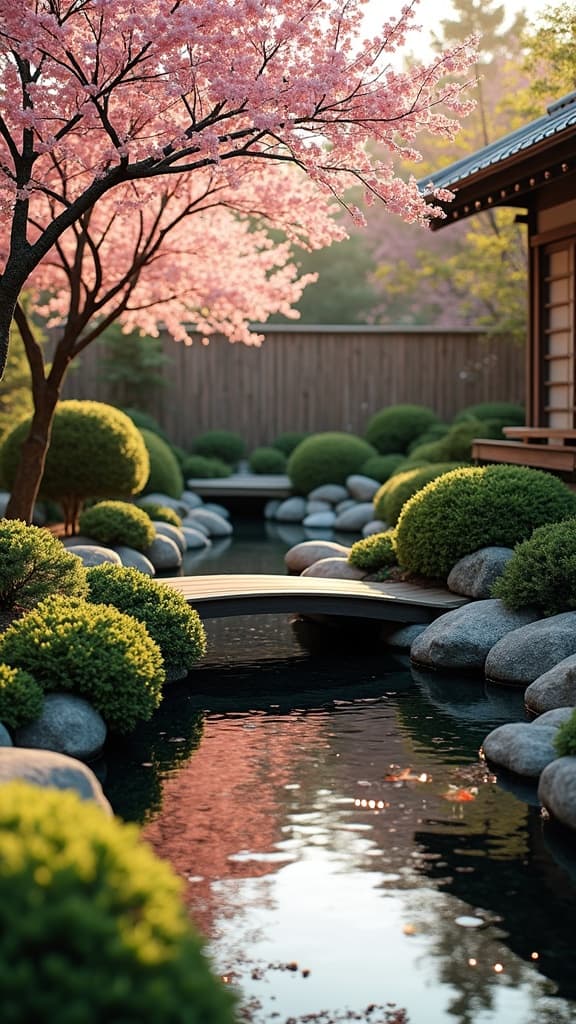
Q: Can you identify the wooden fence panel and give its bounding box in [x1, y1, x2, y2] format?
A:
[61, 326, 525, 450]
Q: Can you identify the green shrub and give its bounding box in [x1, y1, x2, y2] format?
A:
[121, 408, 169, 440]
[409, 419, 505, 464]
[287, 432, 377, 494]
[365, 404, 440, 454]
[0, 519, 87, 613]
[0, 664, 44, 729]
[554, 710, 576, 757]
[407, 423, 450, 452]
[453, 401, 524, 425]
[348, 531, 397, 573]
[0, 596, 165, 733]
[493, 519, 576, 616]
[271, 431, 310, 456]
[79, 500, 155, 553]
[395, 464, 576, 579]
[0, 401, 150, 533]
[138, 502, 183, 528]
[182, 454, 232, 479]
[86, 565, 207, 676]
[192, 430, 245, 464]
[374, 463, 465, 527]
[406, 440, 446, 463]
[248, 446, 287, 474]
[140, 428, 184, 499]
[0, 782, 235, 1024]
[360, 453, 405, 483]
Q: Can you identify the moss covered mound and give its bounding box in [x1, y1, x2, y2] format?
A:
[140, 429, 184, 499]
[248, 447, 287, 474]
[365, 404, 440, 455]
[79, 500, 155, 553]
[493, 518, 576, 617]
[287, 432, 377, 494]
[374, 463, 464, 527]
[0, 518, 87, 612]
[348, 531, 397, 573]
[191, 430, 245, 464]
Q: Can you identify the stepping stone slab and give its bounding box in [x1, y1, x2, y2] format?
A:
[482, 720, 561, 778]
[346, 474, 380, 502]
[525, 654, 576, 714]
[485, 611, 576, 685]
[0, 748, 111, 812]
[301, 557, 366, 580]
[308, 484, 349, 504]
[14, 693, 107, 763]
[538, 756, 576, 831]
[285, 540, 351, 573]
[411, 599, 539, 671]
[447, 546, 514, 599]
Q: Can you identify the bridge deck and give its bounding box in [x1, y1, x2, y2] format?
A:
[160, 573, 467, 623]
[186, 474, 292, 498]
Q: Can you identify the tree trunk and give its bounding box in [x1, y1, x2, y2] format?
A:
[5, 381, 60, 524]
[0, 282, 19, 382]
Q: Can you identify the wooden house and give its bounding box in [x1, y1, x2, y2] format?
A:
[424, 90, 576, 476]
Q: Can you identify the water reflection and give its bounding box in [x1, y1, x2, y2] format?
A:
[102, 520, 576, 1023]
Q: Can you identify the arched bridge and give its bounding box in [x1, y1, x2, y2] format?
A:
[161, 574, 467, 623]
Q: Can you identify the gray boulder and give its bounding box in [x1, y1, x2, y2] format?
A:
[136, 493, 188, 516]
[183, 508, 233, 537]
[264, 499, 281, 519]
[180, 490, 204, 510]
[0, 723, 12, 746]
[181, 526, 212, 550]
[362, 519, 388, 537]
[152, 521, 186, 553]
[144, 535, 183, 571]
[525, 654, 576, 715]
[203, 502, 230, 519]
[346, 474, 380, 502]
[301, 557, 366, 580]
[386, 624, 428, 649]
[335, 498, 357, 514]
[0, 747, 112, 812]
[285, 540, 351, 573]
[62, 534, 102, 548]
[65, 544, 122, 568]
[308, 484, 349, 504]
[334, 502, 376, 532]
[447, 546, 515, 599]
[303, 511, 337, 529]
[275, 496, 307, 523]
[411, 599, 539, 671]
[485, 611, 576, 685]
[539, 757, 576, 830]
[482, 720, 560, 778]
[14, 693, 107, 762]
[111, 545, 156, 576]
[306, 499, 333, 515]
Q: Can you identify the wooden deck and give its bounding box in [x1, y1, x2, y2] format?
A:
[472, 428, 576, 475]
[185, 474, 292, 499]
[160, 573, 467, 623]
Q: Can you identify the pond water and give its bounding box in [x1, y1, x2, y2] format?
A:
[102, 520, 576, 1024]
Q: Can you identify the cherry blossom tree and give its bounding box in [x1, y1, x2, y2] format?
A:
[0, 0, 476, 521]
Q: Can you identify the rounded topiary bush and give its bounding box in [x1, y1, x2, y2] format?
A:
[453, 401, 524, 425]
[0, 595, 165, 733]
[248, 446, 287, 474]
[374, 463, 464, 527]
[407, 423, 450, 452]
[0, 664, 44, 729]
[0, 781, 235, 1024]
[138, 502, 183, 528]
[140, 428, 184, 500]
[360, 453, 405, 483]
[182, 454, 232, 479]
[272, 431, 310, 456]
[348, 531, 397, 573]
[0, 401, 150, 533]
[192, 430, 245, 464]
[493, 518, 576, 616]
[78, 500, 155, 553]
[0, 519, 87, 614]
[121, 408, 170, 440]
[395, 464, 576, 580]
[365, 404, 440, 455]
[287, 432, 377, 494]
[554, 710, 576, 757]
[86, 564, 207, 676]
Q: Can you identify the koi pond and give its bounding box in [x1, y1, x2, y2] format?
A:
[102, 520, 576, 1024]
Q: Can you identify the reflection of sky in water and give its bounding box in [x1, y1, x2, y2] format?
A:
[112, 521, 576, 1024]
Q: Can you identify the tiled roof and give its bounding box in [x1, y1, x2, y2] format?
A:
[420, 91, 576, 193]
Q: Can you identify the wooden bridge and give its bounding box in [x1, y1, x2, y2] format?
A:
[160, 574, 467, 623]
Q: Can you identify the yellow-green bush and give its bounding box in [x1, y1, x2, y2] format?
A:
[0, 782, 236, 1024]
[493, 518, 576, 616]
[86, 565, 207, 677]
[555, 710, 576, 757]
[138, 502, 183, 528]
[360, 453, 405, 483]
[374, 463, 464, 526]
[0, 596, 165, 733]
[0, 519, 87, 613]
[394, 465, 576, 579]
[348, 531, 397, 573]
[0, 663, 43, 729]
[79, 500, 155, 552]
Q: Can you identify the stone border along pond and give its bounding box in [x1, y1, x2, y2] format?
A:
[2, 468, 576, 837]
